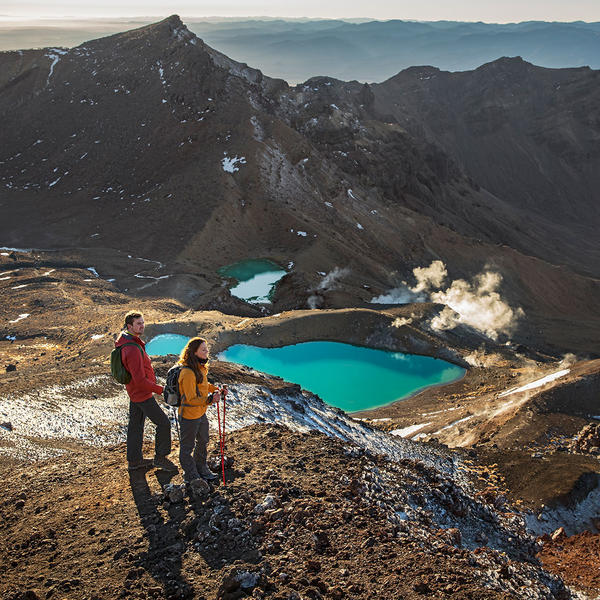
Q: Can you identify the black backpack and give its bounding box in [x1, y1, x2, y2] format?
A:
[163, 365, 193, 407]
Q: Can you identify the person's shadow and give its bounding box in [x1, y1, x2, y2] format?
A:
[129, 468, 193, 598]
[129, 452, 262, 599]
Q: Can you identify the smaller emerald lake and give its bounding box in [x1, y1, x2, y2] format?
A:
[219, 342, 465, 412]
[218, 259, 286, 303]
[145, 334, 190, 356]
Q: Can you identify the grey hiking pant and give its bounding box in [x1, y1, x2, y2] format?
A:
[179, 414, 209, 482]
[127, 396, 171, 463]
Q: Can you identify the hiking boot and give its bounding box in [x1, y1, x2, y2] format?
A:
[198, 463, 218, 481]
[128, 458, 154, 471]
[153, 456, 178, 473]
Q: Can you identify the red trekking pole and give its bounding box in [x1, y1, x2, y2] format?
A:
[215, 386, 227, 485]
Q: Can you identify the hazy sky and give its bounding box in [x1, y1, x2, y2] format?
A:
[2, 0, 599, 22]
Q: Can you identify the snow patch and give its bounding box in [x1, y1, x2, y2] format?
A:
[392, 317, 413, 327]
[432, 415, 474, 435]
[157, 61, 166, 86]
[45, 48, 68, 85]
[390, 422, 432, 438]
[222, 153, 247, 173]
[9, 313, 30, 324]
[0, 375, 458, 478]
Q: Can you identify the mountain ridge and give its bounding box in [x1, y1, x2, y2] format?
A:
[1, 16, 599, 355]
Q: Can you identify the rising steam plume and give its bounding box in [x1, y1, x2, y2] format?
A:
[307, 267, 350, 309]
[372, 260, 524, 340]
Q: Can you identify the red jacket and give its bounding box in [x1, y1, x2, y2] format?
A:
[115, 332, 163, 403]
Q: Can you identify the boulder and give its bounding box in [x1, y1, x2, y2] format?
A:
[163, 483, 185, 504]
[188, 478, 210, 499]
[253, 494, 278, 514]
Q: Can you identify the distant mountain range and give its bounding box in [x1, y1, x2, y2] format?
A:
[1, 16, 599, 355]
[1, 17, 600, 83]
[189, 19, 600, 83]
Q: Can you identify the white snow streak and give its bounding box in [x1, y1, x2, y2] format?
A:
[0, 376, 458, 475]
[432, 415, 474, 434]
[390, 422, 432, 438]
[498, 369, 570, 398]
[45, 48, 68, 85]
[8, 313, 30, 323]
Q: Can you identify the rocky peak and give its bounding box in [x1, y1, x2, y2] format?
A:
[74, 13, 198, 61]
[163, 13, 184, 29]
[474, 55, 533, 80]
[383, 65, 443, 85]
[122, 13, 187, 40]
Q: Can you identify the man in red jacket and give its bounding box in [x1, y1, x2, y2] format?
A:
[115, 311, 177, 472]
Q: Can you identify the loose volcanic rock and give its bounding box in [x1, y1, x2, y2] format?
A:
[570, 424, 600, 455]
[163, 483, 185, 504]
[188, 477, 210, 499]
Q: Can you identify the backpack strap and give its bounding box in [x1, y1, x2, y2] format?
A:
[178, 366, 203, 407]
[121, 341, 144, 356]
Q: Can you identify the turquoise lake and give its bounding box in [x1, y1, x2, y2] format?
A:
[145, 336, 464, 412]
[218, 259, 286, 303]
[145, 334, 190, 357]
[222, 342, 465, 412]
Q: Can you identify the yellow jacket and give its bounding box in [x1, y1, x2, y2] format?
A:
[177, 363, 217, 420]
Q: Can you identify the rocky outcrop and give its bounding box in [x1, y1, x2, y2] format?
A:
[0, 425, 579, 600]
[570, 423, 600, 455]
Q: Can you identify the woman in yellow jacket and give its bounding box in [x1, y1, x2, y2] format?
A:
[177, 337, 220, 482]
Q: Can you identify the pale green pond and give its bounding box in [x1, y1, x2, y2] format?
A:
[218, 259, 286, 303]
